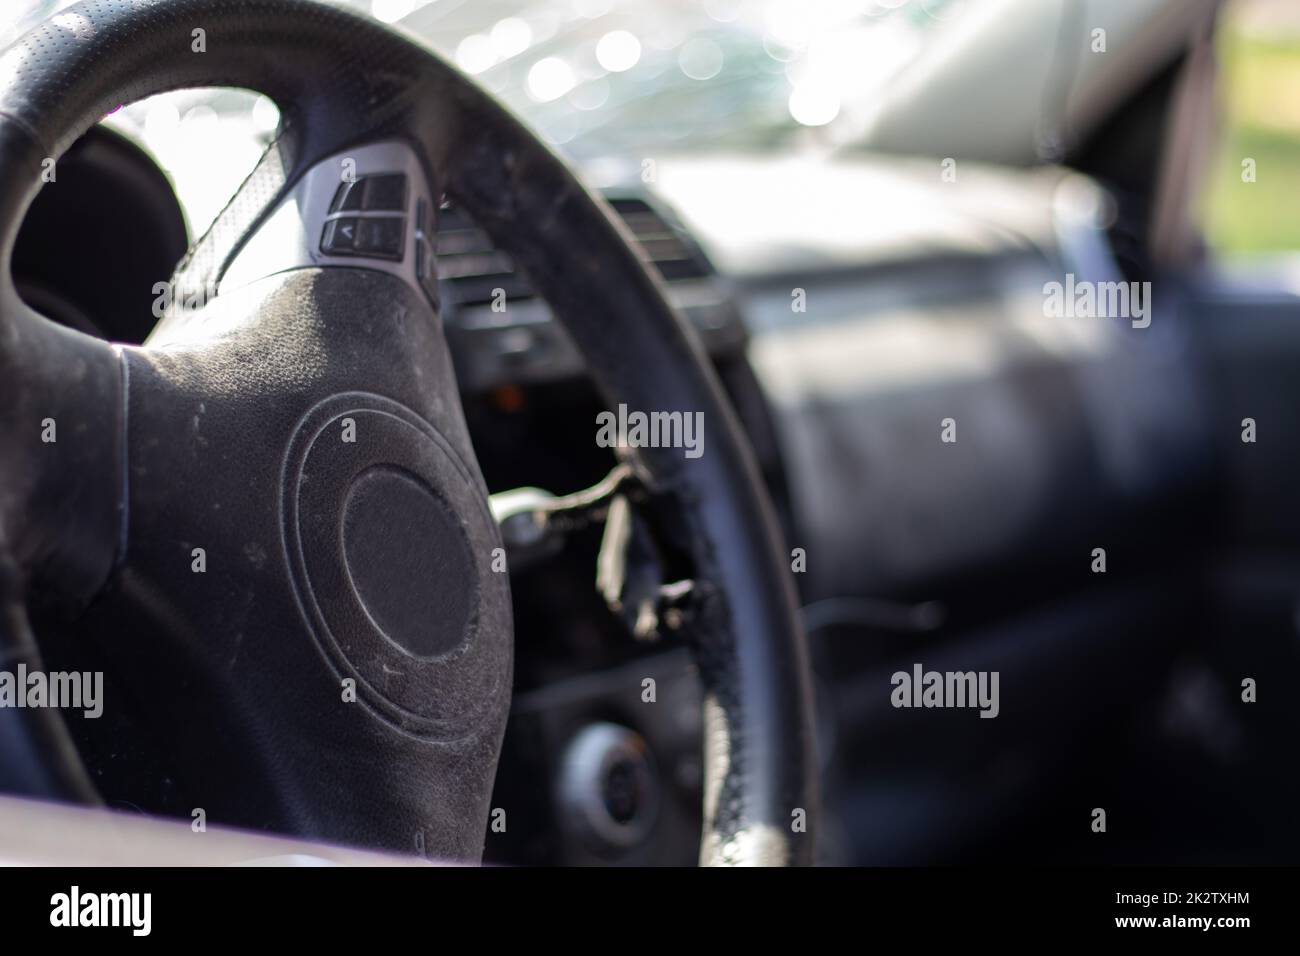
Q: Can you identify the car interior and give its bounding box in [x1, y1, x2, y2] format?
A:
[1, 0, 1298, 868]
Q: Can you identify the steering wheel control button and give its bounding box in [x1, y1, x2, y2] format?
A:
[225, 144, 437, 307]
[322, 217, 359, 254]
[330, 172, 410, 213]
[355, 216, 406, 260]
[559, 723, 661, 853]
[320, 170, 410, 260]
[416, 236, 440, 303]
[329, 180, 365, 212]
[362, 173, 408, 211]
[416, 236, 429, 279]
[321, 216, 406, 261]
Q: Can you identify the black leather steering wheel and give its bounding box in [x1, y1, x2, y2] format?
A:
[0, 0, 817, 865]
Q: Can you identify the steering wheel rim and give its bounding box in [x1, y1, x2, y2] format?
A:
[0, 0, 818, 865]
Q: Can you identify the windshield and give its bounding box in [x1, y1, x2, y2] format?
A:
[2, 0, 964, 160]
[387, 0, 963, 159]
[0, 0, 963, 233]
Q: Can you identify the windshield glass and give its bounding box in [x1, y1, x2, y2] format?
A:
[388, 0, 964, 159]
[2, 0, 965, 161]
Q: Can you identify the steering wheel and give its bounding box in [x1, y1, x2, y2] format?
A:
[0, 0, 816, 865]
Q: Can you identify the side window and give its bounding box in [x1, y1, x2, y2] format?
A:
[1199, 0, 1300, 256]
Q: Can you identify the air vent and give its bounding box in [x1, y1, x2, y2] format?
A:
[434, 203, 534, 308]
[435, 195, 708, 309]
[603, 197, 709, 281]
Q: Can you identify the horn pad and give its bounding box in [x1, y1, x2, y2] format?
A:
[281, 392, 511, 740]
[343, 464, 474, 660]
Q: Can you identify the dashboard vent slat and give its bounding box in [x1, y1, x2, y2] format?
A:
[436, 194, 709, 308]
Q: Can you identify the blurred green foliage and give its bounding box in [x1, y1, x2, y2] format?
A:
[1202, 16, 1300, 254]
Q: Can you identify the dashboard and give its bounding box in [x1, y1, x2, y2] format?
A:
[17, 125, 1212, 865]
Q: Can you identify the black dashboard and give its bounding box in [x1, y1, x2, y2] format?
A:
[18, 126, 1214, 865]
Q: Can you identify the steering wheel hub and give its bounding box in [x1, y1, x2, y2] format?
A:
[283, 392, 508, 739]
